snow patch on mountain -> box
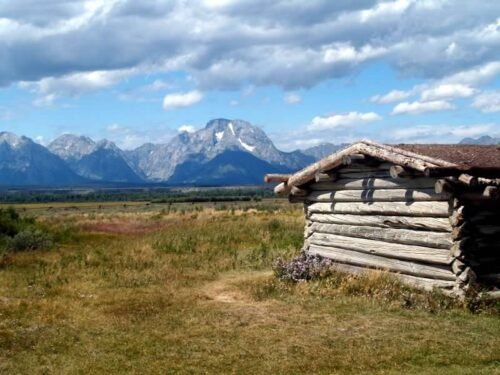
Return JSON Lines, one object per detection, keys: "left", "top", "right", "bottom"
{"left": 215, "top": 131, "right": 224, "bottom": 141}
{"left": 238, "top": 138, "right": 255, "bottom": 152}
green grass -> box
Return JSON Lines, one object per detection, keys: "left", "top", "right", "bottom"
{"left": 0, "top": 205, "right": 499, "bottom": 374}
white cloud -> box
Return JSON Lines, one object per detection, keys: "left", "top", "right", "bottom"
{"left": 20, "top": 68, "right": 135, "bottom": 105}
{"left": 420, "top": 84, "right": 476, "bottom": 100}
{"left": 104, "top": 122, "right": 176, "bottom": 149}
{"left": 229, "top": 99, "right": 239, "bottom": 106}
{"left": 392, "top": 100, "right": 454, "bottom": 115}
{"left": 284, "top": 93, "right": 301, "bottom": 104}
{"left": 308, "top": 111, "right": 381, "bottom": 130}
{"left": 178, "top": 125, "right": 196, "bottom": 133}
{"left": 162, "top": 90, "right": 203, "bottom": 110}
{"left": 389, "top": 123, "right": 500, "bottom": 143}
{"left": 472, "top": 91, "right": 500, "bottom": 113}
{"left": 33, "top": 94, "right": 56, "bottom": 107}
{"left": 371, "top": 89, "right": 412, "bottom": 104}
{"left": 3, "top": 0, "right": 499, "bottom": 92}
{"left": 323, "top": 43, "right": 387, "bottom": 64}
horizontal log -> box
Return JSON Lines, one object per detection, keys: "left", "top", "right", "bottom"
{"left": 340, "top": 162, "right": 392, "bottom": 171}
{"left": 264, "top": 174, "right": 291, "bottom": 183}
{"left": 483, "top": 186, "right": 500, "bottom": 199}
{"left": 338, "top": 171, "right": 392, "bottom": 179}
{"left": 358, "top": 141, "right": 441, "bottom": 171}
{"left": 308, "top": 222, "right": 452, "bottom": 249}
{"left": 390, "top": 165, "right": 418, "bottom": 179}
{"left": 274, "top": 182, "right": 287, "bottom": 196}
{"left": 307, "top": 201, "right": 451, "bottom": 217}
{"left": 309, "top": 232, "right": 451, "bottom": 265}
{"left": 308, "top": 178, "right": 437, "bottom": 191}
{"left": 327, "top": 262, "right": 455, "bottom": 290}
{"left": 342, "top": 153, "right": 367, "bottom": 165}
{"left": 290, "top": 186, "right": 308, "bottom": 197}
{"left": 287, "top": 144, "right": 361, "bottom": 188}
{"left": 308, "top": 244, "right": 456, "bottom": 280}
{"left": 361, "top": 140, "right": 454, "bottom": 168}
{"left": 307, "top": 213, "right": 452, "bottom": 232}
{"left": 315, "top": 171, "right": 337, "bottom": 182}
{"left": 306, "top": 189, "right": 450, "bottom": 203}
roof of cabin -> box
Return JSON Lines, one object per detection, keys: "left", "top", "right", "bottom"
{"left": 266, "top": 140, "right": 500, "bottom": 191}
{"left": 396, "top": 144, "right": 500, "bottom": 170}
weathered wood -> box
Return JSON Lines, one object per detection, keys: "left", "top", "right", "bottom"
{"left": 286, "top": 144, "right": 361, "bottom": 189}
{"left": 306, "top": 189, "right": 450, "bottom": 203}
{"left": 452, "top": 259, "right": 466, "bottom": 275}
{"left": 307, "top": 213, "right": 452, "bottom": 232}
{"left": 308, "top": 178, "right": 437, "bottom": 191}
{"left": 458, "top": 174, "right": 478, "bottom": 187}
{"left": 308, "top": 232, "right": 451, "bottom": 265}
{"left": 315, "top": 171, "right": 337, "bottom": 182}
{"left": 308, "top": 244, "right": 456, "bottom": 280}
{"left": 338, "top": 170, "right": 392, "bottom": 179}
{"left": 264, "top": 174, "right": 291, "bottom": 183}
{"left": 450, "top": 206, "right": 465, "bottom": 226}
{"left": 308, "top": 222, "right": 452, "bottom": 249}
{"left": 390, "top": 165, "right": 418, "bottom": 179}
{"left": 457, "top": 267, "right": 476, "bottom": 284}
{"left": 483, "top": 186, "right": 500, "bottom": 199}
{"left": 290, "top": 186, "right": 307, "bottom": 197}
{"left": 342, "top": 154, "right": 366, "bottom": 165}
{"left": 435, "top": 179, "right": 454, "bottom": 194}
{"left": 327, "top": 262, "right": 455, "bottom": 290}
{"left": 274, "top": 182, "right": 287, "bottom": 195}
{"left": 361, "top": 140, "right": 455, "bottom": 168}
{"left": 450, "top": 238, "right": 475, "bottom": 254}
{"left": 357, "top": 142, "right": 442, "bottom": 171}
{"left": 307, "top": 201, "right": 451, "bottom": 217}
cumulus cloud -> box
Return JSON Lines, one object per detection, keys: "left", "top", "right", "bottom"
{"left": 308, "top": 111, "right": 381, "bottom": 130}
{"left": 420, "top": 84, "right": 476, "bottom": 100}
{"left": 162, "top": 90, "right": 203, "bottom": 110}
{"left": 3, "top": 0, "right": 500, "bottom": 93}
{"left": 284, "top": 93, "right": 301, "bottom": 104}
{"left": 371, "top": 89, "right": 412, "bottom": 104}
{"left": 105, "top": 122, "right": 176, "bottom": 149}
{"left": 388, "top": 123, "right": 500, "bottom": 143}
{"left": 392, "top": 100, "right": 455, "bottom": 115}
{"left": 472, "top": 90, "right": 500, "bottom": 112}
{"left": 19, "top": 69, "right": 135, "bottom": 104}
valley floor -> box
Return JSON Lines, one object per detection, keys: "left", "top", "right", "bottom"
{"left": 0, "top": 202, "right": 499, "bottom": 374}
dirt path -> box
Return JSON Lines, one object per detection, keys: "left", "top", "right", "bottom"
{"left": 201, "top": 270, "right": 273, "bottom": 305}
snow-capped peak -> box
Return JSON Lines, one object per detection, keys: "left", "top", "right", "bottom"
{"left": 0, "top": 132, "right": 25, "bottom": 148}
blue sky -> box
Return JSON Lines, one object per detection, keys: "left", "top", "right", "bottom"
{"left": 0, "top": 0, "right": 499, "bottom": 150}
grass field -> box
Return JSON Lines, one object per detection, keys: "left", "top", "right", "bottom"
{"left": 0, "top": 202, "right": 499, "bottom": 374}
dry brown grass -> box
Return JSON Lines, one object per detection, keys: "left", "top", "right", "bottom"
{"left": 0, "top": 204, "right": 499, "bottom": 374}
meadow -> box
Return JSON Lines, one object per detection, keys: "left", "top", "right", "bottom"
{"left": 0, "top": 200, "right": 499, "bottom": 374}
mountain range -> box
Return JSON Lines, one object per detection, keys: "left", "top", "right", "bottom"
{"left": 0, "top": 119, "right": 333, "bottom": 187}
{"left": 1, "top": 119, "right": 497, "bottom": 187}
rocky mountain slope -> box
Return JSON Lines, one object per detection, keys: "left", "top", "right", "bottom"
{"left": 0, "top": 119, "right": 342, "bottom": 186}
{"left": 0, "top": 132, "right": 83, "bottom": 186}
{"left": 48, "top": 135, "right": 143, "bottom": 183}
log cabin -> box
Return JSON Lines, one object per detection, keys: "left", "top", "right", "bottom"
{"left": 265, "top": 140, "right": 500, "bottom": 297}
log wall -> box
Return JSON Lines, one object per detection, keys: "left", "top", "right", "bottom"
{"left": 450, "top": 201, "right": 500, "bottom": 292}
{"left": 301, "top": 161, "right": 458, "bottom": 291}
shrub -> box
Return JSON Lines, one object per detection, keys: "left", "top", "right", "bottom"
{"left": 7, "top": 227, "right": 53, "bottom": 252}
{"left": 273, "top": 252, "right": 334, "bottom": 281}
